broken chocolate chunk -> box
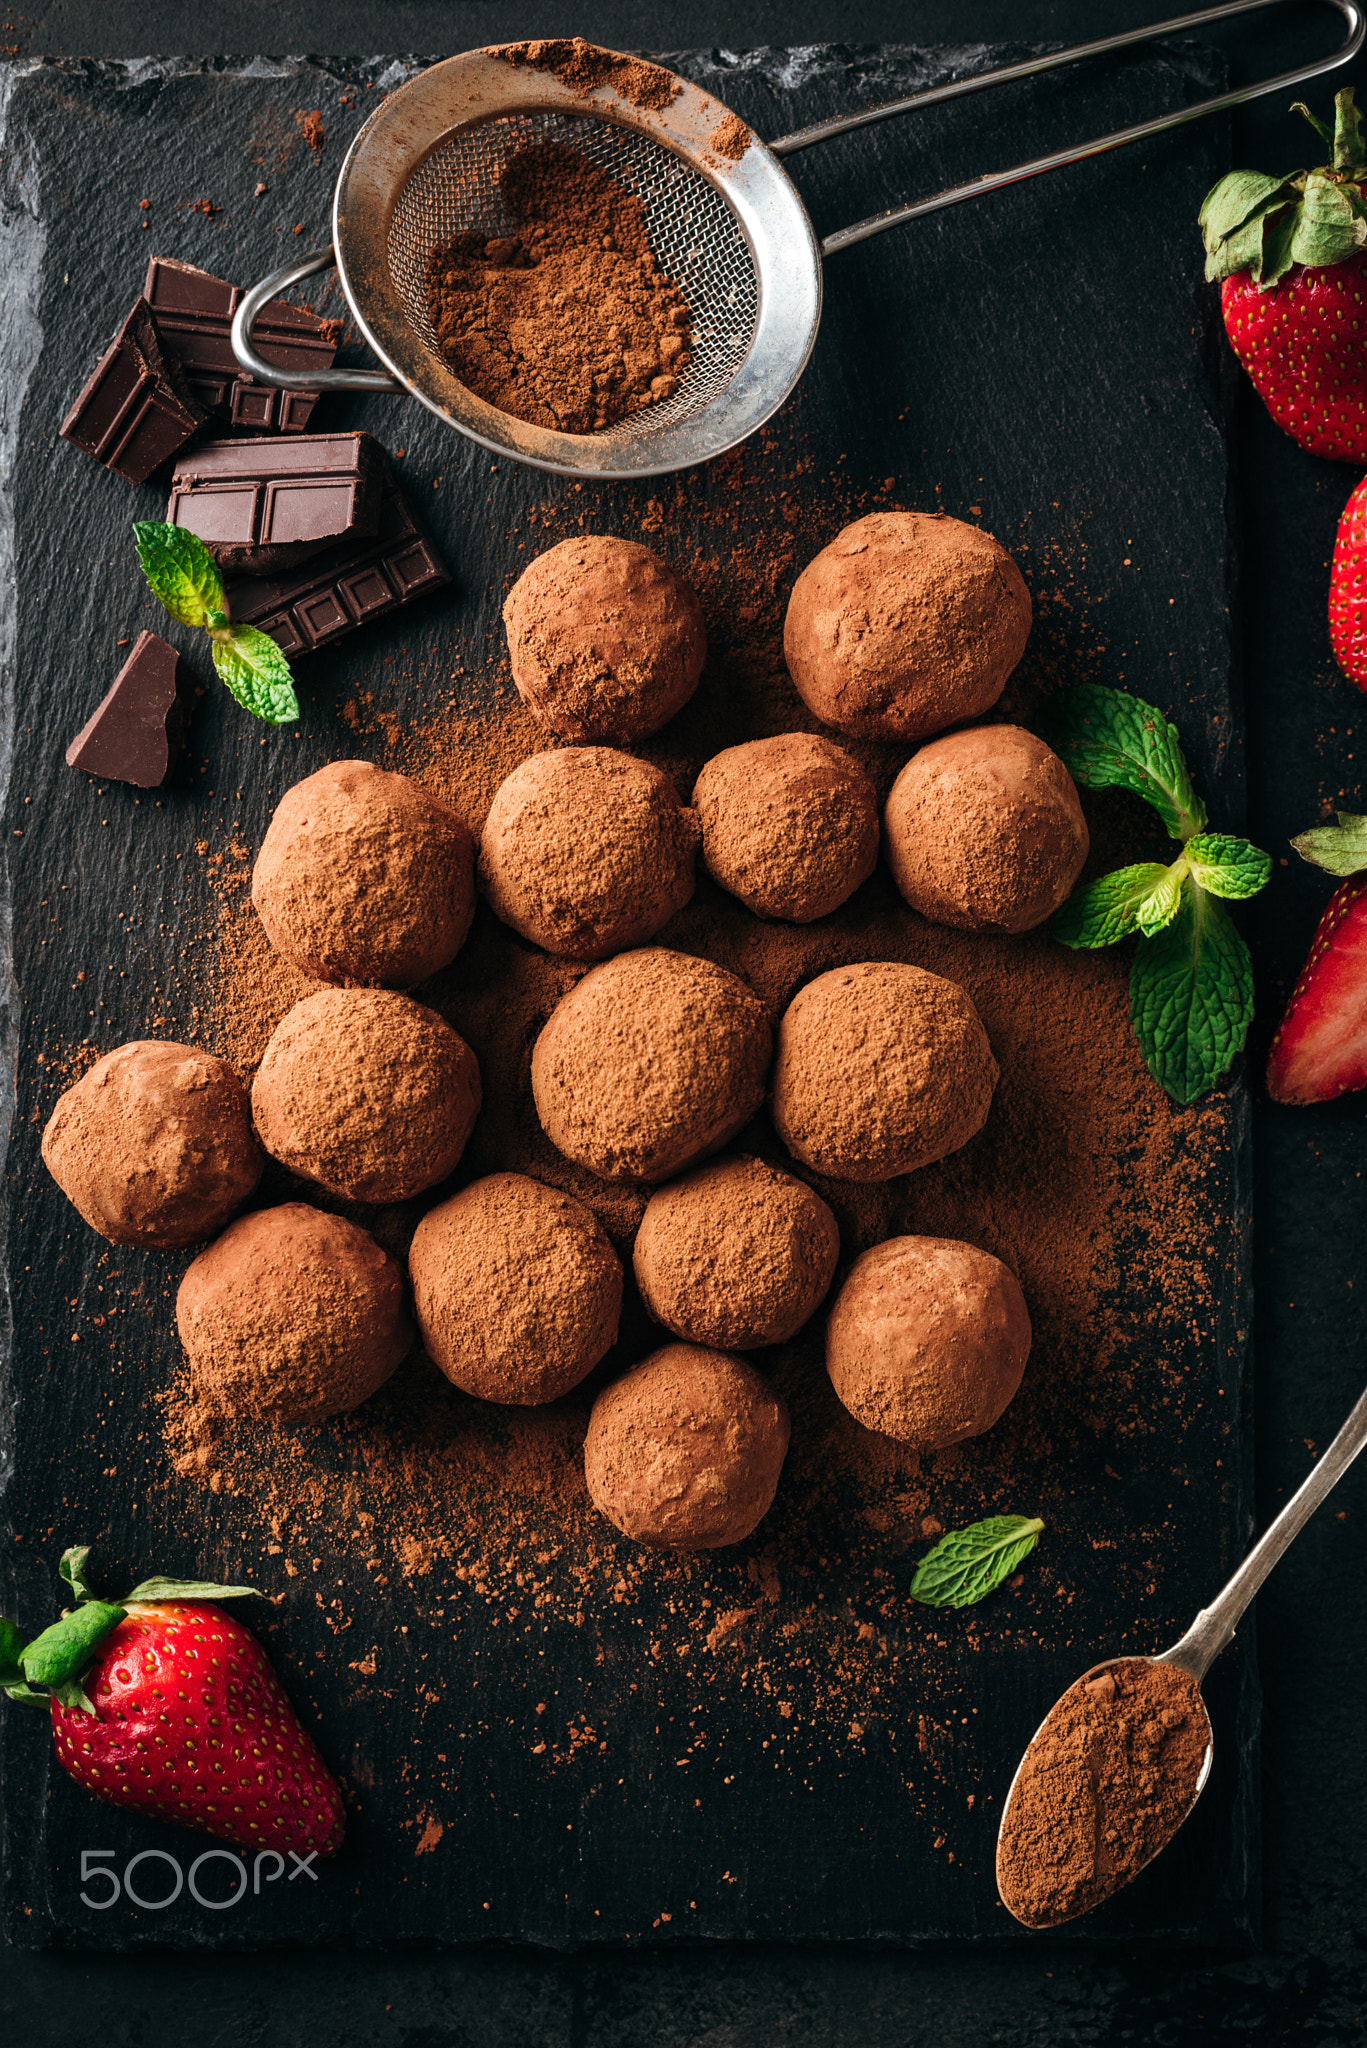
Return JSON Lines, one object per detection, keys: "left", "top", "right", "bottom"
{"left": 66, "top": 631, "right": 195, "bottom": 787}
{"left": 167, "top": 431, "right": 385, "bottom": 573}
{"left": 223, "top": 479, "right": 449, "bottom": 653}
{"left": 60, "top": 299, "right": 206, "bottom": 484}
{"left": 144, "top": 255, "right": 338, "bottom": 432}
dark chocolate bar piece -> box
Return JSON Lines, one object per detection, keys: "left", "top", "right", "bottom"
{"left": 144, "top": 255, "right": 339, "bottom": 432}
{"left": 223, "top": 482, "right": 449, "bottom": 654}
{"left": 167, "top": 431, "right": 385, "bottom": 573}
{"left": 66, "top": 631, "right": 195, "bottom": 787}
{"left": 60, "top": 298, "right": 206, "bottom": 484}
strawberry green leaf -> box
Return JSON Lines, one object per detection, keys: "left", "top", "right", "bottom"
{"left": 1186, "top": 833, "right": 1273, "bottom": 900}
{"left": 1199, "top": 169, "right": 1302, "bottom": 253}
{"left": 1052, "top": 863, "right": 1171, "bottom": 948}
{"left": 910, "top": 1515, "right": 1044, "bottom": 1611}
{"left": 1290, "top": 811, "right": 1367, "bottom": 876}
{"left": 1034, "top": 685, "right": 1207, "bottom": 842}
{"left": 19, "top": 1602, "right": 125, "bottom": 1688}
{"left": 48, "top": 1679, "right": 97, "bottom": 1716}
{"left": 0, "top": 1617, "right": 25, "bottom": 1680}
{"left": 133, "top": 521, "right": 224, "bottom": 629}
{"left": 211, "top": 626, "right": 300, "bottom": 725}
{"left": 1292, "top": 99, "right": 1335, "bottom": 152}
{"left": 59, "top": 1545, "right": 97, "bottom": 1605}
{"left": 1130, "top": 883, "right": 1254, "bottom": 1105}
{"left": 1331, "top": 85, "right": 1366, "bottom": 175}
{"left": 124, "top": 1576, "right": 260, "bottom": 1603}
{"left": 1289, "top": 170, "right": 1367, "bottom": 269}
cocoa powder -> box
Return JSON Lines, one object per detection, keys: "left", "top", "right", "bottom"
{"left": 425, "top": 143, "right": 693, "bottom": 434}
{"left": 496, "top": 37, "right": 680, "bottom": 113}
{"left": 996, "top": 1657, "right": 1210, "bottom": 1926}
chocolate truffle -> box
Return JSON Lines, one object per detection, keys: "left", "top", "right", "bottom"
{"left": 633, "top": 1155, "right": 839, "bottom": 1349}
{"left": 479, "top": 747, "right": 699, "bottom": 960}
{"left": 826, "top": 1235, "right": 1031, "bottom": 1447}
{"left": 583, "top": 1343, "right": 790, "bottom": 1549}
{"left": 532, "top": 948, "right": 771, "bottom": 1182}
{"left": 772, "top": 962, "right": 997, "bottom": 1181}
{"left": 409, "top": 1172, "right": 623, "bottom": 1404}
{"left": 502, "top": 535, "right": 706, "bottom": 743}
{"left": 252, "top": 760, "right": 475, "bottom": 987}
{"left": 884, "top": 725, "right": 1089, "bottom": 933}
{"left": 691, "top": 734, "right": 879, "bottom": 922}
{"left": 41, "top": 1040, "right": 263, "bottom": 1249}
{"left": 177, "top": 1202, "right": 413, "bottom": 1424}
{"left": 783, "top": 511, "right": 1032, "bottom": 742}
{"left": 252, "top": 989, "right": 480, "bottom": 1202}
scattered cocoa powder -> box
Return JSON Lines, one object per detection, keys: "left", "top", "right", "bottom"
{"left": 496, "top": 37, "right": 680, "bottom": 114}
{"left": 996, "top": 1657, "right": 1210, "bottom": 1925}
{"left": 424, "top": 144, "right": 693, "bottom": 434}
{"left": 708, "top": 112, "right": 751, "bottom": 162}
{"left": 293, "top": 108, "right": 325, "bottom": 160}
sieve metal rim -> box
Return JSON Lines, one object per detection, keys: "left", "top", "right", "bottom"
{"left": 326, "top": 49, "right": 822, "bottom": 478}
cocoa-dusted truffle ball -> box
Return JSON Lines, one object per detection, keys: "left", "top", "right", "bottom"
{"left": 826, "top": 1235, "right": 1031, "bottom": 1447}
{"left": 783, "top": 511, "right": 1032, "bottom": 742}
{"left": 884, "top": 725, "right": 1088, "bottom": 933}
{"left": 41, "top": 1040, "right": 263, "bottom": 1249}
{"left": 252, "top": 760, "right": 475, "bottom": 987}
{"left": 633, "top": 1155, "right": 839, "bottom": 1349}
{"left": 177, "top": 1202, "right": 413, "bottom": 1424}
{"left": 532, "top": 948, "right": 771, "bottom": 1182}
{"left": 772, "top": 962, "right": 997, "bottom": 1181}
{"left": 409, "top": 1173, "right": 623, "bottom": 1404}
{"left": 479, "top": 747, "right": 699, "bottom": 960}
{"left": 252, "top": 989, "right": 480, "bottom": 1202}
{"left": 503, "top": 535, "right": 706, "bottom": 743}
{"left": 584, "top": 1343, "right": 790, "bottom": 1549}
{"left": 691, "top": 734, "right": 879, "bottom": 922}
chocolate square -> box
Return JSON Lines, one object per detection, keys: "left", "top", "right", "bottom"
{"left": 65, "top": 631, "right": 196, "bottom": 787}
{"left": 60, "top": 299, "right": 206, "bottom": 485}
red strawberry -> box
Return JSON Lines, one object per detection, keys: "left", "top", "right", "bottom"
{"left": 1221, "top": 254, "right": 1367, "bottom": 464}
{"left": 1, "top": 1548, "right": 344, "bottom": 1856}
{"left": 1268, "top": 871, "right": 1367, "bottom": 1102}
{"left": 1330, "top": 472, "right": 1367, "bottom": 686}
{"left": 1201, "top": 89, "right": 1367, "bottom": 463}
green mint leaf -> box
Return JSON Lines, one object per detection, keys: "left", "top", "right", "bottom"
{"left": 58, "top": 1545, "right": 97, "bottom": 1605}
{"left": 1185, "top": 833, "right": 1273, "bottom": 900}
{"left": 211, "top": 627, "right": 300, "bottom": 725}
{"left": 0, "top": 1616, "right": 26, "bottom": 1682}
{"left": 1136, "top": 866, "right": 1183, "bottom": 938}
{"left": 19, "top": 1602, "right": 125, "bottom": 1689}
{"left": 124, "top": 1576, "right": 260, "bottom": 1604}
{"left": 1052, "top": 863, "right": 1171, "bottom": 948}
{"left": 1290, "top": 812, "right": 1367, "bottom": 877}
{"left": 1034, "top": 685, "right": 1208, "bottom": 842}
{"left": 909, "top": 1515, "right": 1045, "bottom": 1611}
{"left": 133, "top": 521, "right": 224, "bottom": 629}
{"left": 1130, "top": 882, "right": 1254, "bottom": 1105}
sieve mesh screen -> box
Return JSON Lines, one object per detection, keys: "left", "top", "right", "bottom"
{"left": 387, "top": 109, "right": 760, "bottom": 441}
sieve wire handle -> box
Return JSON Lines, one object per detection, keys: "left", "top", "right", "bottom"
{"left": 763, "top": 0, "right": 1365, "bottom": 255}
{"left": 231, "top": 248, "right": 402, "bottom": 393}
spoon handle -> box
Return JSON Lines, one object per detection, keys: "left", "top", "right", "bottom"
{"left": 1161, "top": 1379, "right": 1367, "bottom": 1681}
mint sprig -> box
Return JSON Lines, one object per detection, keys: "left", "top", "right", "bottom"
{"left": 133, "top": 521, "right": 300, "bottom": 725}
{"left": 1041, "top": 685, "right": 1270, "bottom": 1105}
{"left": 910, "top": 1515, "right": 1044, "bottom": 1611}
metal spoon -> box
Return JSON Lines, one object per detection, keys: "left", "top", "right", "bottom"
{"left": 996, "top": 1378, "right": 1367, "bottom": 1926}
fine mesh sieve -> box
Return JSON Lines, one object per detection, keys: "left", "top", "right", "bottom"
{"left": 233, "top": 5, "right": 1363, "bottom": 481}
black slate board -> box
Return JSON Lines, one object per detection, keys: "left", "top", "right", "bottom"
{"left": 0, "top": 45, "right": 1256, "bottom": 1950}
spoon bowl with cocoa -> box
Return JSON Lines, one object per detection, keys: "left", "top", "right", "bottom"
{"left": 997, "top": 1377, "right": 1367, "bottom": 1928}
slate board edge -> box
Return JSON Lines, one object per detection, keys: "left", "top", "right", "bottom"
{"left": 0, "top": 45, "right": 1258, "bottom": 1954}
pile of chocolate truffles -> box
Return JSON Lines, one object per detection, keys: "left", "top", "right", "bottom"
{"left": 43, "top": 514, "right": 1088, "bottom": 1554}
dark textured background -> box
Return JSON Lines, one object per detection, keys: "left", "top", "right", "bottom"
{"left": 2, "top": 0, "right": 1366, "bottom": 2040}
